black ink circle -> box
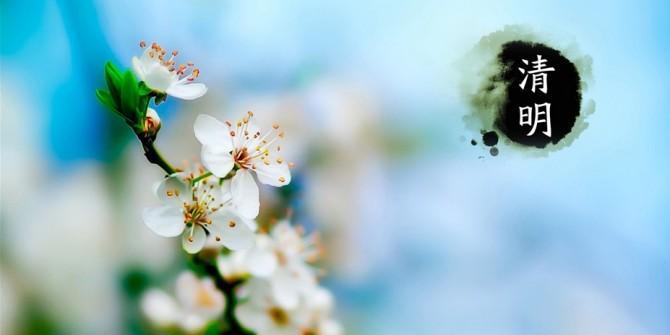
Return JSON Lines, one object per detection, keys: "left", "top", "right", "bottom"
{"left": 495, "top": 41, "right": 582, "bottom": 148}
{"left": 482, "top": 131, "right": 499, "bottom": 147}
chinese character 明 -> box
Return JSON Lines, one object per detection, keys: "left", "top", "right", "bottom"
{"left": 519, "top": 103, "right": 552, "bottom": 137}
{"left": 518, "top": 55, "right": 555, "bottom": 93}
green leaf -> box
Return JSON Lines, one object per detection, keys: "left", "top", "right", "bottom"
{"left": 95, "top": 89, "right": 116, "bottom": 110}
{"left": 104, "top": 62, "right": 122, "bottom": 100}
{"left": 135, "top": 94, "right": 150, "bottom": 131}
{"left": 96, "top": 89, "right": 133, "bottom": 123}
{"left": 120, "top": 70, "right": 139, "bottom": 120}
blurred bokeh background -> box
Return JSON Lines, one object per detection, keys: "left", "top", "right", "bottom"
{"left": 2, "top": 0, "right": 670, "bottom": 334}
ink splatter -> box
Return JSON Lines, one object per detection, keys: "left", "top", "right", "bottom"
{"left": 458, "top": 25, "right": 595, "bottom": 155}
{"left": 482, "top": 131, "right": 499, "bottom": 147}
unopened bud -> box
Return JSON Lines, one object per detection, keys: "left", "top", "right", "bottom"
{"left": 144, "top": 108, "right": 161, "bottom": 136}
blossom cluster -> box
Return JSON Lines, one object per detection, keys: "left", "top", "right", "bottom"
{"left": 97, "top": 41, "right": 340, "bottom": 335}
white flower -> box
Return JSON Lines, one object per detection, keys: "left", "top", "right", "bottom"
{"left": 236, "top": 279, "right": 342, "bottom": 335}
{"left": 218, "top": 220, "right": 320, "bottom": 309}
{"left": 216, "top": 234, "right": 278, "bottom": 280}
{"left": 193, "top": 112, "right": 291, "bottom": 219}
{"left": 297, "top": 286, "right": 343, "bottom": 335}
{"left": 266, "top": 222, "right": 320, "bottom": 309}
{"left": 142, "top": 173, "right": 255, "bottom": 254}
{"left": 141, "top": 271, "right": 225, "bottom": 333}
{"left": 235, "top": 278, "right": 303, "bottom": 335}
{"left": 132, "top": 41, "right": 207, "bottom": 100}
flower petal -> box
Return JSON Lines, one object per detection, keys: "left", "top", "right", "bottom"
{"left": 154, "top": 173, "right": 189, "bottom": 206}
{"left": 175, "top": 271, "right": 201, "bottom": 307}
{"left": 140, "top": 289, "right": 179, "bottom": 327}
{"left": 143, "top": 65, "right": 175, "bottom": 92}
{"left": 143, "top": 206, "right": 185, "bottom": 237}
{"left": 194, "top": 114, "right": 233, "bottom": 150}
{"left": 215, "top": 179, "right": 234, "bottom": 204}
{"left": 201, "top": 145, "right": 234, "bottom": 178}
{"left": 304, "top": 286, "right": 334, "bottom": 315}
{"left": 182, "top": 225, "right": 207, "bottom": 254}
{"left": 320, "top": 319, "right": 344, "bottom": 335}
{"left": 254, "top": 161, "right": 291, "bottom": 187}
{"left": 246, "top": 244, "right": 278, "bottom": 277}
{"left": 236, "top": 302, "right": 271, "bottom": 333}
{"left": 178, "top": 314, "right": 208, "bottom": 333}
{"left": 271, "top": 269, "right": 301, "bottom": 309}
{"left": 209, "top": 212, "right": 255, "bottom": 251}
{"left": 131, "top": 56, "right": 146, "bottom": 81}
{"left": 167, "top": 83, "right": 208, "bottom": 100}
{"left": 231, "top": 169, "right": 260, "bottom": 219}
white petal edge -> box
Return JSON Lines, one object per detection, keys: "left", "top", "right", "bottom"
{"left": 193, "top": 114, "right": 233, "bottom": 149}
{"left": 167, "top": 83, "right": 208, "bottom": 100}
{"left": 231, "top": 169, "right": 260, "bottom": 219}
{"left": 254, "top": 161, "right": 291, "bottom": 187}
{"left": 143, "top": 206, "right": 185, "bottom": 237}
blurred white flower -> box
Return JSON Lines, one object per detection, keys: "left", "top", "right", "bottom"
{"left": 235, "top": 278, "right": 303, "bottom": 335}
{"left": 236, "top": 279, "right": 341, "bottom": 335}
{"left": 297, "top": 286, "right": 342, "bottom": 335}
{"left": 265, "top": 221, "right": 320, "bottom": 309}
{"left": 218, "top": 220, "right": 320, "bottom": 308}
{"left": 132, "top": 41, "right": 207, "bottom": 100}
{"left": 194, "top": 112, "right": 291, "bottom": 219}
{"left": 141, "top": 271, "right": 225, "bottom": 333}
{"left": 216, "top": 234, "right": 278, "bottom": 280}
{"left": 142, "top": 173, "right": 255, "bottom": 253}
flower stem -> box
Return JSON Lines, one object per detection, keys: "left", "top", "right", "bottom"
{"left": 139, "top": 136, "right": 176, "bottom": 175}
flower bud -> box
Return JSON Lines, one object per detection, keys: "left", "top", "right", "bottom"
{"left": 144, "top": 107, "right": 161, "bottom": 136}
